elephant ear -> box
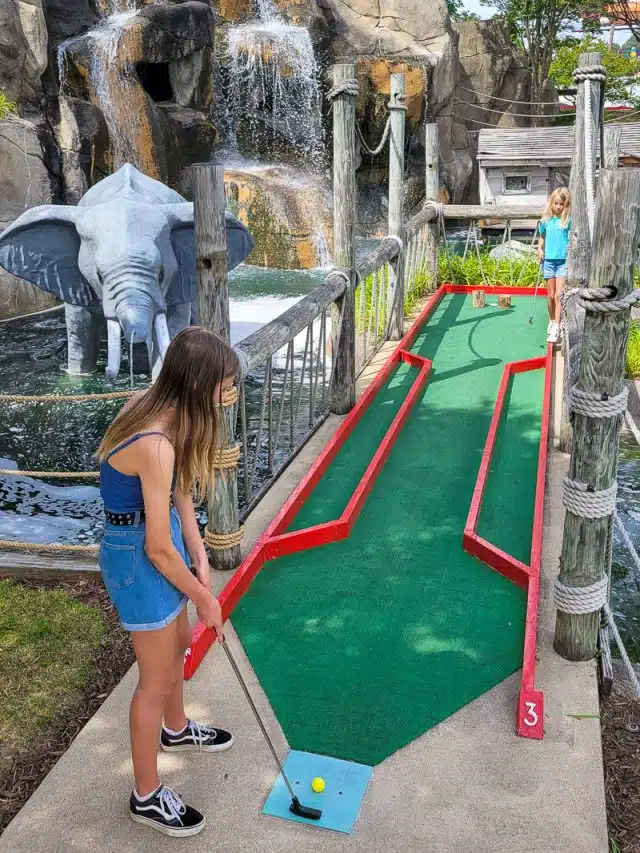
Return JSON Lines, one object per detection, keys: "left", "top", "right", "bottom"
{"left": 0, "top": 205, "right": 97, "bottom": 306}
{"left": 164, "top": 203, "right": 254, "bottom": 306}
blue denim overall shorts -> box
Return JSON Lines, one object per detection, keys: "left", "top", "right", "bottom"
{"left": 99, "top": 432, "right": 190, "bottom": 632}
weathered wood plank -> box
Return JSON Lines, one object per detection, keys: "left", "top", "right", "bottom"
{"left": 0, "top": 551, "right": 99, "bottom": 579}
{"left": 554, "top": 168, "right": 640, "bottom": 660}
{"left": 194, "top": 163, "right": 230, "bottom": 340}
{"left": 237, "top": 273, "right": 346, "bottom": 370}
{"left": 603, "top": 126, "right": 622, "bottom": 169}
{"left": 407, "top": 202, "right": 544, "bottom": 236}
{"left": 423, "top": 122, "right": 440, "bottom": 291}
{"left": 387, "top": 72, "right": 406, "bottom": 340}
{"left": 330, "top": 63, "right": 357, "bottom": 415}
{"left": 193, "top": 163, "right": 240, "bottom": 570}
{"left": 356, "top": 237, "right": 401, "bottom": 281}
{"left": 559, "top": 52, "right": 602, "bottom": 454}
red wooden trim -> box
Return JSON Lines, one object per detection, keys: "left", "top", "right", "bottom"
{"left": 266, "top": 520, "right": 349, "bottom": 559}
{"left": 463, "top": 531, "right": 530, "bottom": 589}
{"left": 463, "top": 350, "right": 552, "bottom": 740}
{"left": 464, "top": 362, "right": 512, "bottom": 537}
{"left": 443, "top": 284, "right": 549, "bottom": 297}
{"left": 342, "top": 354, "right": 431, "bottom": 532}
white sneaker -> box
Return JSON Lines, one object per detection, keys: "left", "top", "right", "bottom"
{"left": 547, "top": 322, "right": 560, "bottom": 344}
{"left": 547, "top": 320, "right": 554, "bottom": 335}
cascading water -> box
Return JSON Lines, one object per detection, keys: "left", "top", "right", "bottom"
{"left": 58, "top": 8, "right": 141, "bottom": 170}
{"left": 227, "top": 0, "right": 323, "bottom": 158}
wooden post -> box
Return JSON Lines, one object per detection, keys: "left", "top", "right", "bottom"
{"left": 558, "top": 52, "right": 602, "bottom": 453}
{"left": 603, "top": 126, "right": 621, "bottom": 169}
{"left": 472, "top": 290, "right": 485, "bottom": 308}
{"left": 554, "top": 168, "right": 640, "bottom": 660}
{"left": 194, "top": 163, "right": 230, "bottom": 340}
{"left": 331, "top": 63, "right": 357, "bottom": 414}
{"left": 193, "top": 163, "right": 242, "bottom": 571}
{"left": 424, "top": 123, "right": 439, "bottom": 291}
{"left": 387, "top": 71, "right": 405, "bottom": 340}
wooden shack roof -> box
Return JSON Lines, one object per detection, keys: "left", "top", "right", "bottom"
{"left": 477, "top": 123, "right": 640, "bottom": 164}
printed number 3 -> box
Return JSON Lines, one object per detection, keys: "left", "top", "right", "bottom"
{"left": 523, "top": 701, "right": 538, "bottom": 727}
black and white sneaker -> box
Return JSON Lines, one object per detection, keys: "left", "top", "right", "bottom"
{"left": 129, "top": 785, "right": 205, "bottom": 837}
{"left": 161, "top": 719, "right": 234, "bottom": 753}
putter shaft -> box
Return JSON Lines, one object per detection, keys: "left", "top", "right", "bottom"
{"left": 221, "top": 637, "right": 297, "bottom": 803}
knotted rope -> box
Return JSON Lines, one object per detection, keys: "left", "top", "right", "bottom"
{"left": 554, "top": 575, "right": 609, "bottom": 615}
{"left": 570, "top": 386, "right": 628, "bottom": 419}
{"left": 203, "top": 526, "right": 244, "bottom": 551}
{"left": 0, "top": 390, "right": 134, "bottom": 403}
{"left": 562, "top": 477, "right": 617, "bottom": 519}
{"left": 212, "top": 444, "right": 241, "bottom": 470}
{"left": 326, "top": 77, "right": 404, "bottom": 158}
{"left": 0, "top": 469, "right": 99, "bottom": 479}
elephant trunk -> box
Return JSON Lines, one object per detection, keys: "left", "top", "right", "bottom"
{"left": 103, "top": 272, "right": 166, "bottom": 381}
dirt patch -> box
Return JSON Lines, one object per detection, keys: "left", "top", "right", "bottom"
{"left": 0, "top": 576, "right": 134, "bottom": 835}
{"left": 602, "top": 679, "right": 640, "bottom": 853}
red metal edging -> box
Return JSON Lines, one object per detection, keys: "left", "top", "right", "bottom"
{"left": 462, "top": 346, "right": 552, "bottom": 740}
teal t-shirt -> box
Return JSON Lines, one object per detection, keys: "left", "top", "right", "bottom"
{"left": 539, "top": 216, "right": 571, "bottom": 260}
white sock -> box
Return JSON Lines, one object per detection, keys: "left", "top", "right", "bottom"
{"left": 134, "top": 784, "right": 161, "bottom": 802}
{"left": 164, "top": 721, "right": 189, "bottom": 736}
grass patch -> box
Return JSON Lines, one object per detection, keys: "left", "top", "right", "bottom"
{"left": 0, "top": 579, "right": 106, "bottom": 776}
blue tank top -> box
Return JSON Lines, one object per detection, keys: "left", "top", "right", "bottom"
{"left": 99, "top": 432, "right": 175, "bottom": 513}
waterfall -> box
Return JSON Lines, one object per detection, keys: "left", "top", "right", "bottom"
{"left": 312, "top": 223, "right": 332, "bottom": 269}
{"left": 227, "top": 0, "right": 322, "bottom": 157}
{"left": 58, "top": 10, "right": 141, "bottom": 170}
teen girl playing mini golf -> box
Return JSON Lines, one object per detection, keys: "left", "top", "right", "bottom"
{"left": 97, "top": 326, "right": 239, "bottom": 838}
{"left": 538, "top": 186, "right": 572, "bottom": 344}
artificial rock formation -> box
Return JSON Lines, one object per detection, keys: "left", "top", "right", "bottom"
{"left": 225, "top": 166, "right": 332, "bottom": 269}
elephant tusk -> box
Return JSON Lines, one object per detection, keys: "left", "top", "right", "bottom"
{"left": 106, "top": 319, "right": 122, "bottom": 381}
{"left": 154, "top": 313, "right": 171, "bottom": 360}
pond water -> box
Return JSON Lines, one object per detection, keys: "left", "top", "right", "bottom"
{"left": 0, "top": 264, "right": 325, "bottom": 547}
{"left": 613, "top": 432, "right": 640, "bottom": 662}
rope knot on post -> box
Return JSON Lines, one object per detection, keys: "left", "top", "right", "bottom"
{"left": 573, "top": 64, "right": 607, "bottom": 83}
{"left": 326, "top": 79, "right": 359, "bottom": 101}
{"left": 562, "top": 476, "right": 617, "bottom": 519}
{"left": 554, "top": 576, "right": 609, "bottom": 615}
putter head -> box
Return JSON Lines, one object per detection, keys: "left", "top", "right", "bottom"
{"left": 290, "top": 796, "right": 322, "bottom": 820}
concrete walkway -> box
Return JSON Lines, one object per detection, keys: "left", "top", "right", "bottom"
{"left": 0, "top": 345, "right": 609, "bottom": 853}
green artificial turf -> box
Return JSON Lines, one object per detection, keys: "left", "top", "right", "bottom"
{"left": 232, "top": 293, "right": 549, "bottom": 765}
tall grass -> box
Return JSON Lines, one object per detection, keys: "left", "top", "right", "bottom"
{"left": 438, "top": 251, "right": 541, "bottom": 287}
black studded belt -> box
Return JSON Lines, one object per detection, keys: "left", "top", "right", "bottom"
{"left": 105, "top": 508, "right": 145, "bottom": 527}
{"left": 105, "top": 496, "right": 174, "bottom": 527}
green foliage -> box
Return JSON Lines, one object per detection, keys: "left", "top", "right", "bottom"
{"left": 0, "top": 91, "right": 17, "bottom": 120}
{"left": 437, "top": 250, "right": 541, "bottom": 287}
{"left": 551, "top": 35, "right": 640, "bottom": 107}
{"left": 626, "top": 321, "right": 640, "bottom": 378}
{"left": 480, "top": 0, "right": 605, "bottom": 112}
{"left": 447, "top": 0, "right": 479, "bottom": 21}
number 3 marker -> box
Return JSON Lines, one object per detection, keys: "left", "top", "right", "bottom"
{"left": 523, "top": 701, "right": 538, "bottom": 727}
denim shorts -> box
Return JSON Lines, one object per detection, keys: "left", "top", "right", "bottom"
{"left": 99, "top": 506, "right": 190, "bottom": 632}
{"left": 543, "top": 258, "right": 567, "bottom": 279}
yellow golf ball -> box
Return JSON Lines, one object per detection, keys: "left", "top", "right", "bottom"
{"left": 311, "top": 777, "right": 325, "bottom": 793}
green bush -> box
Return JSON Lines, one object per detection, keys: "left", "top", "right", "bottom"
{"left": 627, "top": 322, "right": 640, "bottom": 379}
{"left": 437, "top": 250, "right": 541, "bottom": 287}
{"left": 0, "top": 91, "right": 17, "bottom": 120}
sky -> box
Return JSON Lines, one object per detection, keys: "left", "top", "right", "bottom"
{"left": 461, "top": 0, "right": 632, "bottom": 43}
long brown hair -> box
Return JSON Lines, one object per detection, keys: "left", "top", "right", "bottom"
{"left": 97, "top": 327, "right": 240, "bottom": 503}
{"left": 542, "top": 186, "right": 571, "bottom": 228}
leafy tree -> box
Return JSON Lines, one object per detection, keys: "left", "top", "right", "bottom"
{"left": 603, "top": 2, "right": 640, "bottom": 45}
{"left": 551, "top": 35, "right": 640, "bottom": 107}
{"left": 481, "top": 0, "right": 605, "bottom": 121}
{"left": 447, "top": 0, "right": 480, "bottom": 20}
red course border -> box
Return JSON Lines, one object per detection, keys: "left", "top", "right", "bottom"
{"left": 185, "top": 285, "right": 552, "bottom": 743}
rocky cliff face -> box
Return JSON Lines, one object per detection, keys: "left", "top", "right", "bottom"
{"left": 0, "top": 0, "right": 540, "bottom": 317}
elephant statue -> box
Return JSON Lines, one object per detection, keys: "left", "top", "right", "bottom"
{"left": 0, "top": 165, "right": 253, "bottom": 380}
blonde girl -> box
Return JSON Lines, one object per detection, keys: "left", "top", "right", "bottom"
{"left": 97, "top": 327, "right": 239, "bottom": 838}
{"left": 537, "top": 187, "right": 572, "bottom": 344}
